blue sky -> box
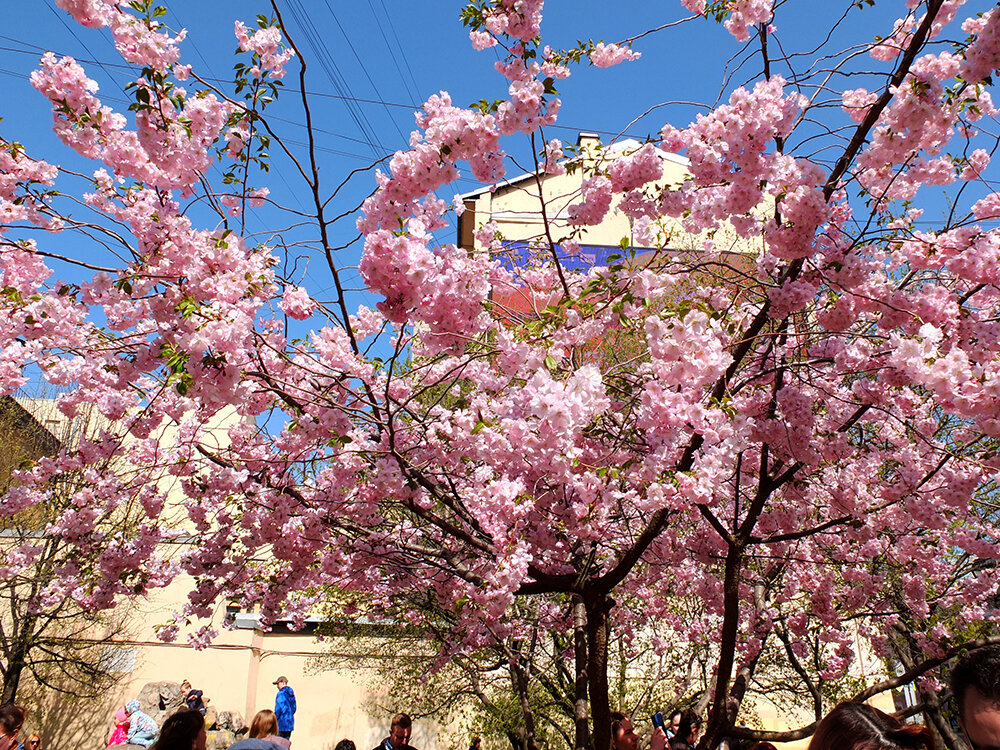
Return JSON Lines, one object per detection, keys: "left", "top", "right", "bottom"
{"left": 0, "top": 0, "right": 996, "bottom": 309}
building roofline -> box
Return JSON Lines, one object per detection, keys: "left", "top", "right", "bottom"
{"left": 458, "top": 135, "right": 690, "bottom": 200}
{"left": 0, "top": 395, "right": 60, "bottom": 453}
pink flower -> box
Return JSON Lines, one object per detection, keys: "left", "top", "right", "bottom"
{"left": 469, "top": 30, "right": 496, "bottom": 50}
{"left": 589, "top": 42, "right": 641, "bottom": 68}
{"left": 567, "top": 176, "right": 613, "bottom": 226}
{"left": 234, "top": 20, "right": 295, "bottom": 78}
{"left": 279, "top": 286, "right": 315, "bottom": 320}
{"left": 54, "top": 0, "right": 117, "bottom": 28}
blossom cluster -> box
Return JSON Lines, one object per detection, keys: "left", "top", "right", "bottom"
{"left": 1, "top": 0, "right": 999, "bottom": 709}
{"left": 234, "top": 20, "right": 295, "bottom": 78}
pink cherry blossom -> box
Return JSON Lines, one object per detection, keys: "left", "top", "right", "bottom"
{"left": 589, "top": 42, "right": 641, "bottom": 68}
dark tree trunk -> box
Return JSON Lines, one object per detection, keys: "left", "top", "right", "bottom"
{"left": 1, "top": 647, "right": 25, "bottom": 703}
{"left": 585, "top": 592, "right": 612, "bottom": 750}
{"left": 699, "top": 542, "right": 744, "bottom": 750}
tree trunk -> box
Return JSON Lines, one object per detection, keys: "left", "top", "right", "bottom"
{"left": 508, "top": 647, "right": 539, "bottom": 750}
{"left": 699, "top": 542, "right": 744, "bottom": 750}
{"left": 585, "top": 592, "right": 612, "bottom": 750}
{"left": 573, "top": 595, "right": 592, "bottom": 750}
{"left": 1, "top": 647, "right": 25, "bottom": 703}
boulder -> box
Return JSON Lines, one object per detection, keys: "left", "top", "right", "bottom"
{"left": 136, "top": 680, "right": 183, "bottom": 726}
{"left": 216, "top": 710, "right": 247, "bottom": 734}
{"left": 207, "top": 728, "right": 236, "bottom": 750}
{"left": 128, "top": 681, "right": 245, "bottom": 746}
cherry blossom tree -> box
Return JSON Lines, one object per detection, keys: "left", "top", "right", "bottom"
{"left": 3, "top": 0, "right": 1000, "bottom": 748}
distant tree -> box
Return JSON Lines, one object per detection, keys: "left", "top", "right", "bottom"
{"left": 0, "top": 398, "right": 127, "bottom": 702}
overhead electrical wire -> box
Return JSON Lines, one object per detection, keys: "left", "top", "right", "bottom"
{"left": 374, "top": 0, "right": 422, "bottom": 106}
{"left": 321, "top": 0, "right": 408, "bottom": 147}
{"left": 283, "top": 0, "right": 386, "bottom": 157}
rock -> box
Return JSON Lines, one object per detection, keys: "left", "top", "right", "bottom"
{"left": 216, "top": 711, "right": 246, "bottom": 734}
{"left": 128, "top": 681, "right": 244, "bottom": 746}
{"left": 136, "top": 680, "right": 183, "bottom": 726}
{"left": 207, "top": 728, "right": 236, "bottom": 750}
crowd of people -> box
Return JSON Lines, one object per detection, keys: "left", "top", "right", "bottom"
{"left": 0, "top": 646, "right": 998, "bottom": 749}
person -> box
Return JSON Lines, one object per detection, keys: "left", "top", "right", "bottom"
{"left": 149, "top": 710, "right": 205, "bottom": 750}
{"left": 806, "top": 702, "right": 931, "bottom": 750}
{"left": 336, "top": 740, "right": 357, "bottom": 750}
{"left": 372, "top": 713, "right": 417, "bottom": 750}
{"left": 950, "top": 644, "right": 1000, "bottom": 750}
{"left": 469, "top": 737, "right": 481, "bottom": 750}
{"left": 230, "top": 710, "right": 289, "bottom": 750}
{"left": 0, "top": 704, "right": 25, "bottom": 750}
{"left": 108, "top": 707, "right": 130, "bottom": 747}
{"left": 747, "top": 743, "right": 777, "bottom": 750}
{"left": 610, "top": 712, "right": 639, "bottom": 750}
{"left": 125, "top": 698, "right": 160, "bottom": 748}
{"left": 666, "top": 711, "right": 683, "bottom": 740}
{"left": 272, "top": 677, "right": 296, "bottom": 741}
{"left": 668, "top": 709, "right": 701, "bottom": 750}
{"left": 179, "top": 680, "right": 208, "bottom": 716}
{"left": 23, "top": 734, "right": 40, "bottom": 750}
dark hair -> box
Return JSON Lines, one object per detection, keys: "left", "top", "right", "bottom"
{"left": 336, "top": 740, "right": 357, "bottom": 750}
{"left": 150, "top": 709, "right": 203, "bottom": 750}
{"left": 610, "top": 711, "right": 627, "bottom": 738}
{"left": 951, "top": 644, "right": 1000, "bottom": 717}
{"left": 0, "top": 704, "right": 24, "bottom": 735}
{"left": 807, "top": 703, "right": 932, "bottom": 750}
{"left": 249, "top": 709, "right": 278, "bottom": 739}
{"left": 669, "top": 710, "right": 683, "bottom": 722}
{"left": 391, "top": 714, "right": 412, "bottom": 730}
{"left": 676, "top": 709, "right": 701, "bottom": 740}
{"left": 748, "top": 744, "right": 777, "bottom": 750}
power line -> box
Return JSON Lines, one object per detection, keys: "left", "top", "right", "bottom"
{"left": 374, "top": 0, "right": 421, "bottom": 103}
{"left": 283, "top": 0, "right": 386, "bottom": 157}
{"left": 0, "top": 36, "right": 650, "bottom": 141}
{"left": 322, "top": 0, "right": 408, "bottom": 146}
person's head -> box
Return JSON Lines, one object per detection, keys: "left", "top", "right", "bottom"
{"left": 951, "top": 645, "right": 1000, "bottom": 750}
{"left": 0, "top": 704, "right": 25, "bottom": 750}
{"left": 807, "top": 702, "right": 932, "bottom": 750}
{"left": 25, "top": 733, "right": 41, "bottom": 750}
{"left": 249, "top": 709, "right": 279, "bottom": 739}
{"left": 273, "top": 676, "right": 289, "bottom": 689}
{"left": 180, "top": 680, "right": 191, "bottom": 693}
{"left": 676, "top": 709, "right": 701, "bottom": 746}
{"left": 471, "top": 737, "right": 481, "bottom": 749}
{"left": 389, "top": 713, "right": 412, "bottom": 748}
{"left": 151, "top": 709, "right": 206, "bottom": 750}
{"left": 610, "top": 711, "right": 638, "bottom": 750}
{"left": 668, "top": 711, "right": 683, "bottom": 733}
{"left": 336, "top": 740, "right": 357, "bottom": 750}
{"left": 125, "top": 699, "right": 142, "bottom": 716}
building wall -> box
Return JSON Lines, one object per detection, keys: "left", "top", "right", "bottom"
{"left": 458, "top": 134, "right": 760, "bottom": 258}
{"left": 16, "top": 565, "right": 445, "bottom": 750}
